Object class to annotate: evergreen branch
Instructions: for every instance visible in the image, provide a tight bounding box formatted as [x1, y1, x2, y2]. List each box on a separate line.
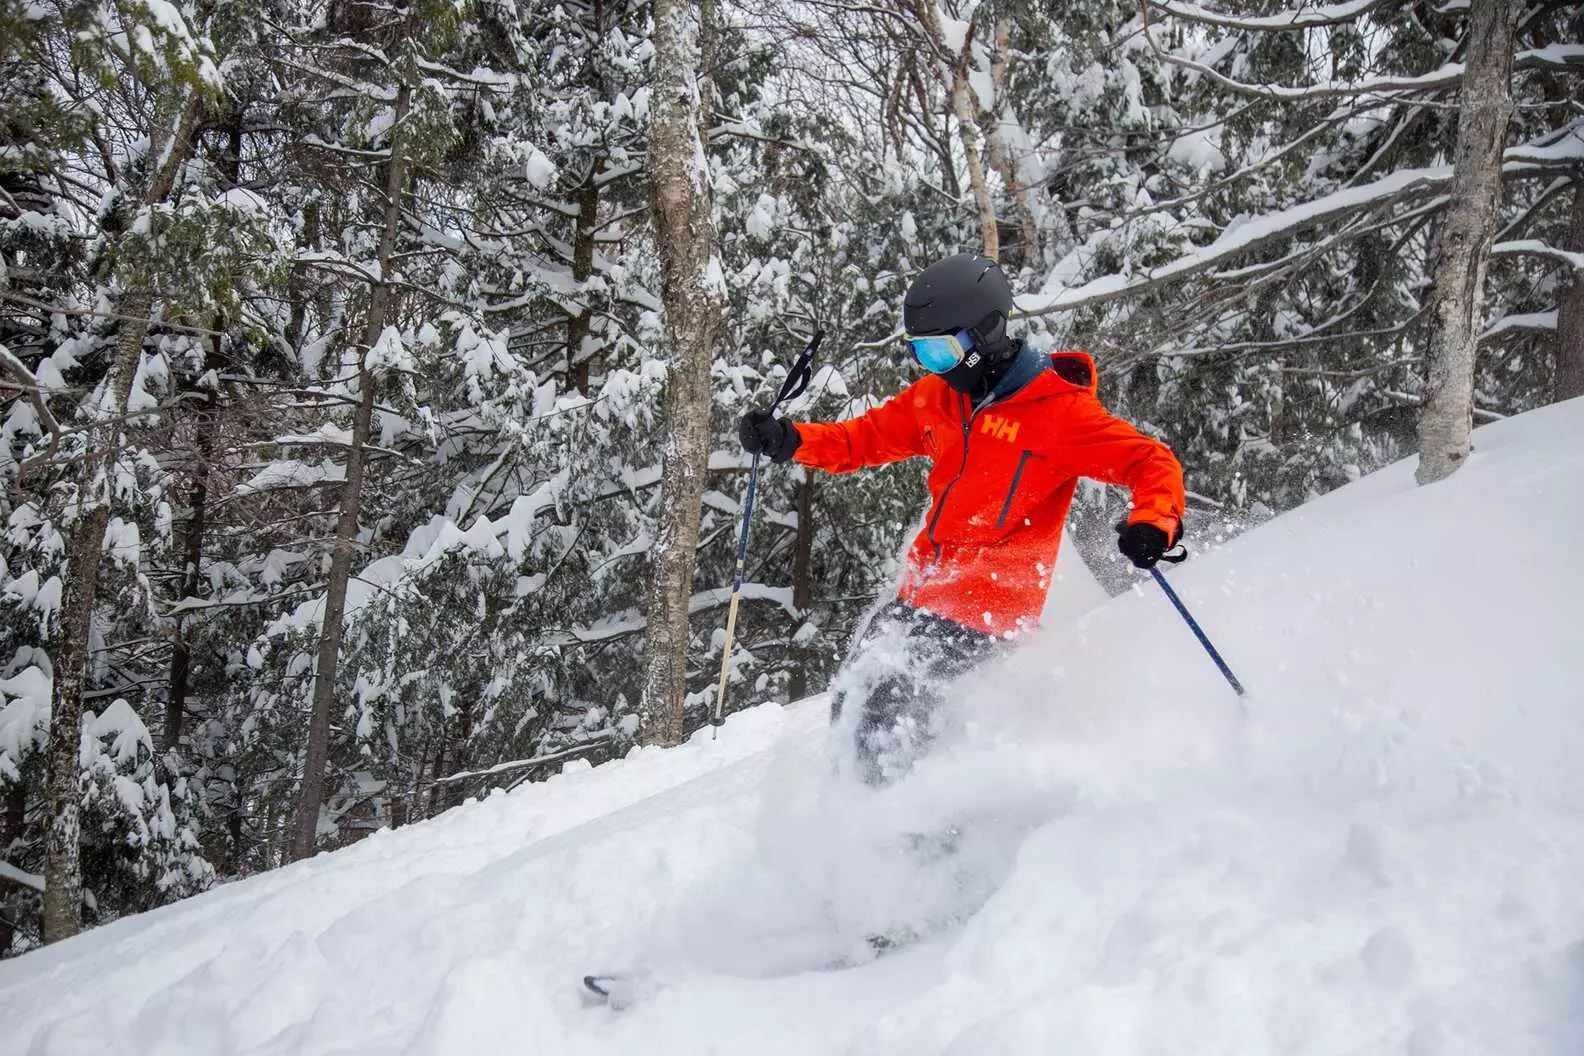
[0, 291, 225, 337]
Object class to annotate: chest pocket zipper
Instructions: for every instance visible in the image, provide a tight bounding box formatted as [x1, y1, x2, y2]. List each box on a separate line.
[996, 450, 1037, 529]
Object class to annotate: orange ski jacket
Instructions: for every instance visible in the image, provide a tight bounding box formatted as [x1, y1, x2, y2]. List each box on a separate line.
[793, 352, 1184, 636]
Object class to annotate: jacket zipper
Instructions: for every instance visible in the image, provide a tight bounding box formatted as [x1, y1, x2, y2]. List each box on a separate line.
[927, 392, 977, 556]
[995, 450, 1035, 529]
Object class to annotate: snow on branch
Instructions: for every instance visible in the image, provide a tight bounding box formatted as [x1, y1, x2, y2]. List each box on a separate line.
[558, 583, 797, 646]
[1143, 1, 1578, 105]
[1149, 0, 1390, 32]
[1020, 166, 1452, 317]
[1380, 389, 1506, 424]
[0, 859, 44, 892]
[1139, 0, 1467, 103]
[1021, 129, 1579, 319]
[233, 459, 347, 495]
[1518, 43, 1584, 74]
[1482, 311, 1557, 340]
[1490, 240, 1584, 273]
[430, 734, 617, 786]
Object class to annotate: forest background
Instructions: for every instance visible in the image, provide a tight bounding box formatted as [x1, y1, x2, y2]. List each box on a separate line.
[1, 0, 1579, 954]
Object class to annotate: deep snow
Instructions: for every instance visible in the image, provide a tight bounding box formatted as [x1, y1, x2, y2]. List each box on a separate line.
[3, 400, 1583, 1056]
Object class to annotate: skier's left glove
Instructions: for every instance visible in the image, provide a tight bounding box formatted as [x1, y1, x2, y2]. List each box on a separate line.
[1116, 520, 1181, 570]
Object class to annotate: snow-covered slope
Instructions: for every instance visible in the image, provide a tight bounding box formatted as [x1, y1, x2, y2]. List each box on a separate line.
[4, 400, 1583, 1056]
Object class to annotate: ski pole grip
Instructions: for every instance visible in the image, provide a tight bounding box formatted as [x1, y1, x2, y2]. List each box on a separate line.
[773, 329, 822, 408]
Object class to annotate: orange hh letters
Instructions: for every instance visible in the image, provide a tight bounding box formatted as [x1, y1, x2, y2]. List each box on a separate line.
[981, 414, 1020, 444]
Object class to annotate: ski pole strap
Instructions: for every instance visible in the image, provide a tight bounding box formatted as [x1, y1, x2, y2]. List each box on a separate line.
[1149, 566, 1246, 697]
[772, 329, 822, 409]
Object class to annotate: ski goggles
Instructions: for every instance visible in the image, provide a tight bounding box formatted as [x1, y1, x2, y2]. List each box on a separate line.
[905, 329, 976, 373]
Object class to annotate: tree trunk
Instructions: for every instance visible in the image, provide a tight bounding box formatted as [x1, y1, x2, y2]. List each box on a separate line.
[1415, 0, 1519, 484]
[164, 113, 239, 755]
[908, 1, 998, 258]
[432, 594, 494, 813]
[1554, 180, 1584, 403]
[288, 83, 410, 862]
[1, 782, 25, 954]
[984, 18, 1038, 268]
[566, 172, 600, 396]
[41, 91, 199, 943]
[638, 0, 725, 748]
[950, 70, 999, 260]
[567, 1, 609, 396]
[163, 392, 214, 753]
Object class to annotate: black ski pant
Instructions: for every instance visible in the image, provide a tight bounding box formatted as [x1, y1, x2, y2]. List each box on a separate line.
[830, 601, 999, 785]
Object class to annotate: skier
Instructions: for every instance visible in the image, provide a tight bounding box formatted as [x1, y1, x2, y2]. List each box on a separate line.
[739, 253, 1186, 784]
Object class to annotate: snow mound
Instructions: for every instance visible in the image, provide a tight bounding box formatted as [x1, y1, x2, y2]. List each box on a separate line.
[4, 400, 1583, 1056]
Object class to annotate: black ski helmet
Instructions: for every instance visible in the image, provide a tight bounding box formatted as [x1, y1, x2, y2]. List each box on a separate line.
[902, 253, 1016, 396]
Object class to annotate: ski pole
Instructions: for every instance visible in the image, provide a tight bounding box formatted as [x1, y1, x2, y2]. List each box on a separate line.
[712, 330, 822, 730]
[1148, 564, 1245, 696]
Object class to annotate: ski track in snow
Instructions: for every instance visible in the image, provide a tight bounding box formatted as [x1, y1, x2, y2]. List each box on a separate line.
[4, 400, 1584, 1055]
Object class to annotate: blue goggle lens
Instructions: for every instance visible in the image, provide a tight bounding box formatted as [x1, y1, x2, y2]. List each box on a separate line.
[907, 330, 973, 373]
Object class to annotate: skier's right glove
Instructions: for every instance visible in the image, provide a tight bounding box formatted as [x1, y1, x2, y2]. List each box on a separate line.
[738, 409, 802, 463]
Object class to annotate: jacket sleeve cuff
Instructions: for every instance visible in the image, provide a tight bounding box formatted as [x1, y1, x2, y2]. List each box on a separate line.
[1127, 505, 1181, 539]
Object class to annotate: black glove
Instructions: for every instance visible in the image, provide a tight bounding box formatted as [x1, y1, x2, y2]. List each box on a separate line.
[738, 409, 801, 463]
[1116, 521, 1179, 570]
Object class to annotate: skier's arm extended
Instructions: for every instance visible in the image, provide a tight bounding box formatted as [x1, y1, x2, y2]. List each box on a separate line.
[1049, 392, 1185, 536]
[791, 386, 929, 474]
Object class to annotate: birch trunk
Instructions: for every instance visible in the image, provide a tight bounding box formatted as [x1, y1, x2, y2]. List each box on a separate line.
[40, 91, 199, 944]
[951, 72, 999, 260]
[984, 18, 1038, 267]
[288, 82, 410, 861]
[1554, 180, 1584, 403]
[908, 1, 998, 258]
[638, 0, 724, 747]
[1415, 0, 1519, 484]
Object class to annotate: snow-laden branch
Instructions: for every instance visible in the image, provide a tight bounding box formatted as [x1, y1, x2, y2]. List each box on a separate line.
[430, 734, 618, 786]
[1482, 311, 1557, 340]
[556, 583, 797, 646]
[1490, 240, 1584, 272]
[1139, 0, 1467, 104]
[1143, 0, 1580, 106]
[1149, 0, 1389, 31]
[0, 859, 45, 892]
[1380, 389, 1506, 424]
[1019, 166, 1451, 316]
[1021, 130, 1581, 319]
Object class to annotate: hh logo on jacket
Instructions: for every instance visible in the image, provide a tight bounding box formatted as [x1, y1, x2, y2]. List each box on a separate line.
[979, 414, 1020, 444]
